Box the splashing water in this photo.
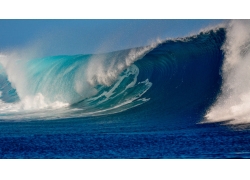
[206,20,250,124]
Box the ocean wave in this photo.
[0,24,236,123]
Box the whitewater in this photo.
[205,20,250,124]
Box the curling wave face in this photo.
[0,25,238,124]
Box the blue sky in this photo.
[0,19,225,56]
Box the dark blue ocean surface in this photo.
[1,117,250,158]
[1,24,250,158]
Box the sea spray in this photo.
[206,20,250,124]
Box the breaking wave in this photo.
[1,20,250,125]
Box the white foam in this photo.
[206,20,250,124]
[0,93,69,115]
[86,65,140,105]
[20,93,69,110]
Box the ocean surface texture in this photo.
[1,20,250,158]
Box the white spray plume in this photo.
[206,20,250,124]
